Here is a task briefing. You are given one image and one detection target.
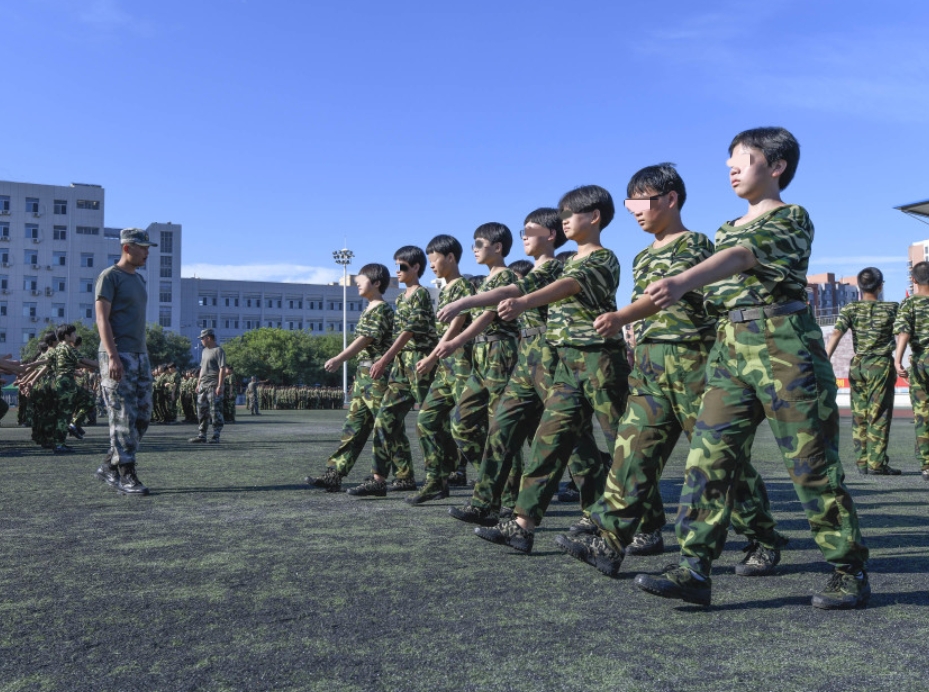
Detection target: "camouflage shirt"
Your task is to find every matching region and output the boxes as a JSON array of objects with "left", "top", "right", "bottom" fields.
[
  {"left": 632, "top": 231, "right": 716, "bottom": 343},
  {"left": 546, "top": 248, "right": 621, "bottom": 348},
  {"left": 893, "top": 295, "right": 929, "bottom": 356},
  {"left": 55, "top": 342, "right": 80, "bottom": 378},
  {"left": 706, "top": 204, "right": 813, "bottom": 315},
  {"left": 437, "top": 277, "right": 475, "bottom": 338},
  {"left": 516, "top": 259, "right": 564, "bottom": 331},
  {"left": 834, "top": 300, "right": 898, "bottom": 357},
  {"left": 354, "top": 300, "right": 395, "bottom": 361},
  {"left": 394, "top": 286, "right": 438, "bottom": 353},
  {"left": 472, "top": 268, "right": 520, "bottom": 338}
]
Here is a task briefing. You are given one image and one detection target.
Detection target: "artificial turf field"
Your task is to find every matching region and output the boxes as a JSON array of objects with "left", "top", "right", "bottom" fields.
[{"left": 1, "top": 408, "right": 927, "bottom": 692}]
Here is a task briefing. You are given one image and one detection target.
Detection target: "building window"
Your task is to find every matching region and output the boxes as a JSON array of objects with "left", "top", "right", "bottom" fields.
[
  {"left": 26, "top": 224, "right": 39, "bottom": 240},
  {"left": 54, "top": 200, "right": 67, "bottom": 215},
  {"left": 22, "top": 330, "right": 35, "bottom": 344},
  {"left": 80, "top": 253, "right": 94, "bottom": 268},
  {"left": 0, "top": 302, "right": 6, "bottom": 317},
  {"left": 76, "top": 200, "right": 100, "bottom": 210},
  {"left": 24, "top": 250, "right": 38, "bottom": 266},
  {"left": 289, "top": 299, "right": 303, "bottom": 309},
  {"left": 53, "top": 252, "right": 67, "bottom": 266},
  {"left": 24, "top": 276, "right": 38, "bottom": 292},
  {"left": 23, "top": 302, "right": 37, "bottom": 317},
  {"left": 159, "top": 310, "right": 172, "bottom": 328},
  {"left": 160, "top": 231, "right": 173, "bottom": 253},
  {"left": 0, "top": 250, "right": 7, "bottom": 265},
  {"left": 108, "top": 254, "right": 120, "bottom": 265},
  {"left": 81, "top": 279, "right": 94, "bottom": 293},
  {"left": 160, "top": 255, "right": 173, "bottom": 278},
  {"left": 0, "top": 332, "right": 5, "bottom": 343},
  {"left": 0, "top": 196, "right": 9, "bottom": 212},
  {"left": 53, "top": 226, "right": 67, "bottom": 240},
  {"left": 0, "top": 223, "right": 9, "bottom": 239},
  {"left": 223, "top": 297, "right": 239, "bottom": 307},
  {"left": 223, "top": 319, "right": 239, "bottom": 329},
  {"left": 80, "top": 303, "right": 93, "bottom": 319},
  {"left": 25, "top": 198, "right": 40, "bottom": 214},
  {"left": 54, "top": 277, "right": 66, "bottom": 292},
  {"left": 159, "top": 283, "right": 172, "bottom": 303},
  {"left": 76, "top": 226, "right": 100, "bottom": 235},
  {"left": 53, "top": 303, "right": 65, "bottom": 318},
  {"left": 0, "top": 276, "right": 7, "bottom": 291}
]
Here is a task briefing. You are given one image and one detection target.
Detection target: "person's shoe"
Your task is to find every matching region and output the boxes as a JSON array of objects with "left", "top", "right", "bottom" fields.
[
  {"left": 387, "top": 477, "right": 417, "bottom": 492},
  {"left": 474, "top": 519, "right": 534, "bottom": 554},
  {"left": 922, "top": 468, "right": 929, "bottom": 481},
  {"left": 448, "top": 504, "right": 499, "bottom": 527},
  {"left": 734, "top": 541, "right": 783, "bottom": 576},
  {"left": 625, "top": 529, "right": 665, "bottom": 556},
  {"left": 76, "top": 425, "right": 86, "bottom": 437},
  {"left": 189, "top": 436, "right": 207, "bottom": 443},
  {"left": 53, "top": 444, "right": 74, "bottom": 454},
  {"left": 208, "top": 436, "right": 220, "bottom": 444},
  {"left": 555, "top": 532, "right": 624, "bottom": 578},
  {"left": 447, "top": 470, "right": 467, "bottom": 487},
  {"left": 856, "top": 466, "right": 868, "bottom": 475},
  {"left": 405, "top": 479, "right": 450, "bottom": 505},
  {"left": 95, "top": 462, "right": 120, "bottom": 487},
  {"left": 811, "top": 570, "right": 871, "bottom": 610},
  {"left": 557, "top": 484, "right": 580, "bottom": 503},
  {"left": 634, "top": 565, "right": 712, "bottom": 606},
  {"left": 117, "top": 464, "right": 149, "bottom": 496},
  {"left": 68, "top": 424, "right": 85, "bottom": 440},
  {"left": 498, "top": 506, "right": 514, "bottom": 520},
  {"left": 305, "top": 466, "right": 343, "bottom": 493},
  {"left": 568, "top": 516, "right": 598, "bottom": 535},
  {"left": 867, "top": 464, "right": 901, "bottom": 475},
  {"left": 346, "top": 478, "right": 387, "bottom": 497}
]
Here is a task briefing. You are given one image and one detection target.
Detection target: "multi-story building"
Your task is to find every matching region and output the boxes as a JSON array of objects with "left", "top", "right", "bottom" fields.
[
  {"left": 897, "top": 199, "right": 929, "bottom": 295},
  {"left": 0, "top": 180, "right": 182, "bottom": 348},
  {"left": 805, "top": 272, "right": 860, "bottom": 323}
]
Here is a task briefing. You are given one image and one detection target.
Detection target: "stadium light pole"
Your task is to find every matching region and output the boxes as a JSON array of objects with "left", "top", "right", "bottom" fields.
[{"left": 333, "top": 248, "right": 354, "bottom": 406}]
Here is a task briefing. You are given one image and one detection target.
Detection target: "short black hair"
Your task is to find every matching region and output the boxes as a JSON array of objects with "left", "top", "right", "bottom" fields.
[
  {"left": 524, "top": 208, "right": 567, "bottom": 248},
  {"left": 474, "top": 222, "right": 513, "bottom": 257},
  {"left": 426, "top": 234, "right": 463, "bottom": 263},
  {"left": 468, "top": 275, "right": 486, "bottom": 290},
  {"left": 857, "top": 267, "right": 884, "bottom": 293},
  {"left": 394, "top": 246, "right": 427, "bottom": 278},
  {"left": 508, "top": 259, "right": 533, "bottom": 278},
  {"left": 558, "top": 185, "right": 615, "bottom": 230},
  {"left": 42, "top": 331, "right": 58, "bottom": 347},
  {"left": 627, "top": 163, "right": 687, "bottom": 210},
  {"left": 555, "top": 250, "right": 576, "bottom": 264},
  {"left": 728, "top": 127, "right": 800, "bottom": 190},
  {"left": 913, "top": 262, "right": 929, "bottom": 286},
  {"left": 55, "top": 323, "right": 76, "bottom": 341},
  {"left": 358, "top": 263, "right": 391, "bottom": 295}
]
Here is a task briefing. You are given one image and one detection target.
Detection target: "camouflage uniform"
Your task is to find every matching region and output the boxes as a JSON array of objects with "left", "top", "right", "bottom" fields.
[
  {"left": 673, "top": 205, "right": 868, "bottom": 578},
  {"left": 196, "top": 345, "right": 226, "bottom": 440},
  {"left": 328, "top": 301, "right": 395, "bottom": 475},
  {"left": 54, "top": 342, "right": 95, "bottom": 445},
  {"left": 514, "top": 249, "right": 631, "bottom": 524},
  {"left": 371, "top": 286, "right": 438, "bottom": 479},
  {"left": 416, "top": 278, "right": 475, "bottom": 482},
  {"left": 590, "top": 232, "right": 780, "bottom": 548},
  {"left": 99, "top": 351, "right": 153, "bottom": 464},
  {"left": 451, "top": 268, "right": 521, "bottom": 474},
  {"left": 833, "top": 300, "right": 898, "bottom": 471},
  {"left": 893, "top": 295, "right": 929, "bottom": 473},
  {"left": 30, "top": 350, "right": 59, "bottom": 449}
]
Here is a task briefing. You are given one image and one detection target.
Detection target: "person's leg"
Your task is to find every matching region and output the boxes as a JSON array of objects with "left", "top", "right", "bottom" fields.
[
  {"left": 848, "top": 356, "right": 869, "bottom": 472},
  {"left": 910, "top": 355, "right": 929, "bottom": 477},
  {"left": 864, "top": 356, "right": 897, "bottom": 471}
]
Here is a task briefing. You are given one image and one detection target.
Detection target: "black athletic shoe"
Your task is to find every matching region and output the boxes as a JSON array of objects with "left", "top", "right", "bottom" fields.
[
  {"left": 634, "top": 565, "right": 712, "bottom": 606},
  {"left": 448, "top": 504, "right": 499, "bottom": 527},
  {"left": 68, "top": 424, "right": 85, "bottom": 440},
  {"left": 208, "top": 436, "right": 220, "bottom": 444},
  {"left": 189, "top": 436, "right": 207, "bottom": 443},
  {"left": 867, "top": 465, "right": 901, "bottom": 475},
  {"left": 387, "top": 477, "right": 417, "bottom": 492},
  {"left": 734, "top": 541, "right": 783, "bottom": 576},
  {"left": 53, "top": 444, "right": 75, "bottom": 454},
  {"left": 625, "top": 529, "right": 665, "bottom": 556},
  {"left": 405, "top": 479, "right": 450, "bottom": 505},
  {"left": 305, "top": 466, "right": 343, "bottom": 493},
  {"left": 922, "top": 468, "right": 929, "bottom": 482},
  {"left": 555, "top": 532, "right": 624, "bottom": 578},
  {"left": 474, "top": 519, "right": 534, "bottom": 554},
  {"left": 811, "top": 570, "right": 871, "bottom": 610},
  {"left": 117, "top": 465, "right": 149, "bottom": 496},
  {"left": 447, "top": 471, "right": 468, "bottom": 487},
  {"left": 95, "top": 462, "right": 120, "bottom": 487},
  {"left": 346, "top": 478, "right": 387, "bottom": 497},
  {"left": 568, "top": 516, "right": 598, "bottom": 535}
]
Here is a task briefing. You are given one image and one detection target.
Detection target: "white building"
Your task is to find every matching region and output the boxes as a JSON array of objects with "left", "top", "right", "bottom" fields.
[{"left": 0, "top": 180, "right": 182, "bottom": 347}]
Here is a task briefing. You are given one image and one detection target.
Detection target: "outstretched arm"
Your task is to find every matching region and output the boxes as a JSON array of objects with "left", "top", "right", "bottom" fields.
[{"left": 645, "top": 246, "right": 756, "bottom": 308}]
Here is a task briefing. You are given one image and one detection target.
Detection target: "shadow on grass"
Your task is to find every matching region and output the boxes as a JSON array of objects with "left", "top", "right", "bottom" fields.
[{"left": 153, "top": 483, "right": 309, "bottom": 495}]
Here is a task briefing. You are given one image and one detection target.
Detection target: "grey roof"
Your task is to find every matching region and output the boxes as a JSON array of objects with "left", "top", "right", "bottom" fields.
[{"left": 896, "top": 199, "right": 929, "bottom": 220}]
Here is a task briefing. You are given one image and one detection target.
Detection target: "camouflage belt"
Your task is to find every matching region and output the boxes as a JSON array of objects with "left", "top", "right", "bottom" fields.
[
  {"left": 473, "top": 333, "right": 516, "bottom": 344},
  {"left": 519, "top": 326, "right": 546, "bottom": 338},
  {"left": 728, "top": 300, "right": 807, "bottom": 323},
  {"left": 357, "top": 360, "right": 373, "bottom": 367}
]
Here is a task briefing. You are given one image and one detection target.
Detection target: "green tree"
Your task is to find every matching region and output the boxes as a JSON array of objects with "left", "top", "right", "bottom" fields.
[
  {"left": 222, "top": 329, "right": 352, "bottom": 385},
  {"left": 145, "top": 324, "right": 193, "bottom": 369},
  {"left": 20, "top": 322, "right": 100, "bottom": 362}
]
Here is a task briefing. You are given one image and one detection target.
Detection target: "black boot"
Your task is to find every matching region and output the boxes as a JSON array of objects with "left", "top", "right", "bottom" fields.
[{"left": 117, "top": 464, "right": 149, "bottom": 496}]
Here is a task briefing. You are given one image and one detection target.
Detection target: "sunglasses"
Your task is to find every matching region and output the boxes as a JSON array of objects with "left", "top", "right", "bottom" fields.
[
  {"left": 624, "top": 194, "right": 665, "bottom": 213},
  {"left": 726, "top": 153, "right": 754, "bottom": 169},
  {"left": 471, "top": 240, "right": 487, "bottom": 251},
  {"left": 397, "top": 263, "right": 410, "bottom": 272}
]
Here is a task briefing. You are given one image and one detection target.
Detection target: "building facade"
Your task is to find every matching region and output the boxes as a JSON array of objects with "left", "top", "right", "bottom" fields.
[
  {"left": 0, "top": 180, "right": 182, "bottom": 349},
  {"left": 805, "top": 272, "right": 860, "bottom": 323}
]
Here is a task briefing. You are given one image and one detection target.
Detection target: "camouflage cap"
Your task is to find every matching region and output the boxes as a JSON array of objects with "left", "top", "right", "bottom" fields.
[
  {"left": 199, "top": 328, "right": 215, "bottom": 339},
  {"left": 120, "top": 228, "right": 158, "bottom": 247}
]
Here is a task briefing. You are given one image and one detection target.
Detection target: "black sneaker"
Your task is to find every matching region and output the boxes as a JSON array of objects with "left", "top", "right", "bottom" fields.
[
  {"left": 474, "top": 519, "right": 534, "bottom": 554},
  {"left": 447, "top": 471, "right": 467, "bottom": 487},
  {"left": 346, "top": 478, "right": 387, "bottom": 497},
  {"left": 568, "top": 516, "right": 598, "bottom": 535},
  {"left": 634, "top": 565, "right": 712, "bottom": 606},
  {"left": 856, "top": 466, "right": 868, "bottom": 475},
  {"left": 189, "top": 436, "right": 207, "bottom": 443},
  {"left": 405, "top": 479, "right": 450, "bottom": 505},
  {"left": 387, "top": 477, "right": 417, "bottom": 492},
  {"left": 117, "top": 465, "right": 149, "bottom": 496},
  {"left": 734, "top": 541, "right": 782, "bottom": 576},
  {"left": 625, "top": 529, "right": 665, "bottom": 556},
  {"left": 557, "top": 485, "right": 580, "bottom": 503},
  {"left": 448, "top": 504, "right": 499, "bottom": 527},
  {"left": 208, "top": 436, "right": 220, "bottom": 444},
  {"left": 922, "top": 468, "right": 929, "bottom": 482},
  {"left": 498, "top": 506, "right": 514, "bottom": 520},
  {"left": 811, "top": 570, "right": 871, "bottom": 609},
  {"left": 867, "top": 465, "right": 901, "bottom": 475},
  {"left": 53, "top": 444, "right": 75, "bottom": 454},
  {"left": 555, "top": 532, "right": 624, "bottom": 578},
  {"left": 305, "top": 466, "right": 343, "bottom": 493},
  {"left": 68, "top": 424, "right": 85, "bottom": 440},
  {"left": 95, "top": 462, "right": 120, "bottom": 487}
]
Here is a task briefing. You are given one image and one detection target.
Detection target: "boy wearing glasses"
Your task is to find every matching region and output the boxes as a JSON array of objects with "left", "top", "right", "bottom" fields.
[
  {"left": 623, "top": 128, "right": 868, "bottom": 609},
  {"left": 555, "top": 163, "right": 785, "bottom": 576},
  {"left": 348, "top": 246, "right": 438, "bottom": 497},
  {"left": 474, "top": 185, "right": 630, "bottom": 553},
  {"left": 405, "top": 235, "right": 476, "bottom": 504},
  {"left": 433, "top": 223, "right": 521, "bottom": 488}
]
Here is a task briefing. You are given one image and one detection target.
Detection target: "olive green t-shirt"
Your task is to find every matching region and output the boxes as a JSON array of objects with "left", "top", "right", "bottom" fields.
[
  {"left": 94, "top": 264, "right": 148, "bottom": 353},
  {"left": 833, "top": 300, "right": 898, "bottom": 357}
]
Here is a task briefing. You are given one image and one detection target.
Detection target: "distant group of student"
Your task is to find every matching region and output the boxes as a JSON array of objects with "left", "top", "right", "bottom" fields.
[{"left": 305, "top": 126, "right": 929, "bottom": 612}]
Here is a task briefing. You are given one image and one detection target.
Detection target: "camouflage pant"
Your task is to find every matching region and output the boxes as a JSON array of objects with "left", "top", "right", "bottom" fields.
[
  {"left": 848, "top": 354, "right": 896, "bottom": 469},
  {"left": 329, "top": 366, "right": 389, "bottom": 475},
  {"left": 197, "top": 386, "right": 225, "bottom": 439},
  {"left": 0, "top": 396, "right": 7, "bottom": 422},
  {"left": 908, "top": 353, "right": 929, "bottom": 471},
  {"left": 590, "top": 341, "right": 779, "bottom": 548},
  {"left": 514, "top": 343, "right": 630, "bottom": 524},
  {"left": 372, "top": 350, "right": 433, "bottom": 479},
  {"left": 100, "top": 351, "right": 153, "bottom": 465},
  {"left": 54, "top": 376, "right": 95, "bottom": 445},
  {"left": 417, "top": 351, "right": 471, "bottom": 481},
  {"left": 452, "top": 337, "right": 519, "bottom": 472},
  {"left": 675, "top": 314, "right": 869, "bottom": 577}
]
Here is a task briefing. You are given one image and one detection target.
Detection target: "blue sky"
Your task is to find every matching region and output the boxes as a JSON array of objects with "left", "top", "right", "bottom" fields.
[{"left": 4, "top": 0, "right": 929, "bottom": 301}]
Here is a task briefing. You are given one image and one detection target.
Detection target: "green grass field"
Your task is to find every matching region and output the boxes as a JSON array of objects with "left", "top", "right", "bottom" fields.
[{"left": 1, "top": 409, "right": 927, "bottom": 692}]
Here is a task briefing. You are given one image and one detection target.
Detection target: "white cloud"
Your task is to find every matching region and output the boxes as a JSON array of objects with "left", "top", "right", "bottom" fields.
[{"left": 182, "top": 263, "right": 342, "bottom": 285}]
